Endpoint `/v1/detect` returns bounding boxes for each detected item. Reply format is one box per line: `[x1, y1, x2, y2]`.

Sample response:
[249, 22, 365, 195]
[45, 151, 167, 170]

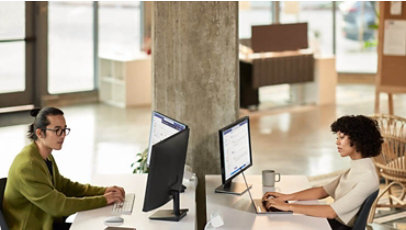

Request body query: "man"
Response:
[3, 107, 125, 230]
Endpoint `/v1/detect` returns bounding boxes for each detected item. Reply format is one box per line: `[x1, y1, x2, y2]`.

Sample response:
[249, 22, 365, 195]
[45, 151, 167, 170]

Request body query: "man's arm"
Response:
[18, 163, 107, 217]
[50, 155, 106, 196]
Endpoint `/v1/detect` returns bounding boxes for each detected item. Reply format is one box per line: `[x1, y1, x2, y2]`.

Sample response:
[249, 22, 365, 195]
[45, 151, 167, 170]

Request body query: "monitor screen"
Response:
[147, 111, 187, 166]
[219, 116, 252, 184]
[143, 128, 190, 221]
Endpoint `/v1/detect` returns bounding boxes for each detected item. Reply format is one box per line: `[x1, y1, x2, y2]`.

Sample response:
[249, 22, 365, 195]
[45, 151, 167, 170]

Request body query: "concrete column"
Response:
[152, 2, 238, 229]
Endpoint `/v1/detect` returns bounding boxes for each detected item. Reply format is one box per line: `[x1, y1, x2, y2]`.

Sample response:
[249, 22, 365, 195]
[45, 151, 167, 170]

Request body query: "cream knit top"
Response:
[323, 158, 379, 226]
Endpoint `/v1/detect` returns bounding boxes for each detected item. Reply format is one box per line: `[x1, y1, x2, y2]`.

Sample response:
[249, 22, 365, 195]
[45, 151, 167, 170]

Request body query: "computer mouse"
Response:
[104, 216, 124, 224]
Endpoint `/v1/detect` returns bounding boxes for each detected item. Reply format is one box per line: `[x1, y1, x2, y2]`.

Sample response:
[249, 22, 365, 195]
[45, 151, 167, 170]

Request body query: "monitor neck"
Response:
[170, 190, 181, 216]
[223, 180, 232, 189]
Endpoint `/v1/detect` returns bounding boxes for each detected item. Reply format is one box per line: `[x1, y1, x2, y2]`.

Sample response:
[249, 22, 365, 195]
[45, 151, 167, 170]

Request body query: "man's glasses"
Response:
[46, 127, 71, 136]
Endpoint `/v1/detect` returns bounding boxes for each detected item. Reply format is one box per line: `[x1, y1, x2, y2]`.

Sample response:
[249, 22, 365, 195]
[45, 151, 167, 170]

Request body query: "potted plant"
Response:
[131, 148, 149, 174]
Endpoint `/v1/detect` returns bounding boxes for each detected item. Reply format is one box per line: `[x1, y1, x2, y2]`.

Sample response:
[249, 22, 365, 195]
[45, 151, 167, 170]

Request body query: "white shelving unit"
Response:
[99, 54, 151, 107]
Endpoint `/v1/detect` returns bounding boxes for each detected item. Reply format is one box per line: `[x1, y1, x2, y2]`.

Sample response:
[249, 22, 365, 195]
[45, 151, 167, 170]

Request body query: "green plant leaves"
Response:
[131, 147, 149, 174]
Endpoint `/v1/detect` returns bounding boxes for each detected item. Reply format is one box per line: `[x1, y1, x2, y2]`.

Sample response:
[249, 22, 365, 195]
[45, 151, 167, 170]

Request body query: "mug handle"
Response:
[275, 173, 281, 182]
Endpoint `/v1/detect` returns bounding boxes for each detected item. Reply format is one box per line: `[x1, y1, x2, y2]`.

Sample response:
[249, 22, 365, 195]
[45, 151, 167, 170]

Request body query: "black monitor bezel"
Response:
[218, 116, 253, 185]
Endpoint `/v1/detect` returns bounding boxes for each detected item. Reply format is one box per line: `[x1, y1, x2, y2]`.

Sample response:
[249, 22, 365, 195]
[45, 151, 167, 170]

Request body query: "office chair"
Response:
[352, 190, 379, 230]
[0, 177, 9, 230]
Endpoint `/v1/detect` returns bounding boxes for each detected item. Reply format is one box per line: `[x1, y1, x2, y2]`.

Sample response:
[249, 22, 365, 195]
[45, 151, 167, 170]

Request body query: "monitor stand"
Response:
[149, 190, 188, 221]
[215, 180, 252, 195]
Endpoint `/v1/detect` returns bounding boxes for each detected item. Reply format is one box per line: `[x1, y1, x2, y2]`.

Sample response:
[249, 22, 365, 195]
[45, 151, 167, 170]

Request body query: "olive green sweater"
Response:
[2, 142, 107, 230]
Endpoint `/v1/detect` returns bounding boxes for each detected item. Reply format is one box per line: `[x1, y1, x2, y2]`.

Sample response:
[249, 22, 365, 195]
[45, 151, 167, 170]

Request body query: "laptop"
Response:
[242, 173, 292, 214]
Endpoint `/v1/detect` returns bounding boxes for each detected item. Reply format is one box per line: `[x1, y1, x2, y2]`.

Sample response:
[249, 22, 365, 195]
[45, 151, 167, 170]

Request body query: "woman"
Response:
[262, 115, 383, 230]
[3, 107, 125, 230]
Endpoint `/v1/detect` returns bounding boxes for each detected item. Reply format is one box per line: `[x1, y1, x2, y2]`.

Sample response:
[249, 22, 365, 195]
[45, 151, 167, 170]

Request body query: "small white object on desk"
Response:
[204, 212, 224, 230]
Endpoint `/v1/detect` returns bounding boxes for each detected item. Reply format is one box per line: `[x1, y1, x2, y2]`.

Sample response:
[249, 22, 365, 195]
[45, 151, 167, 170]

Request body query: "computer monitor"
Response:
[147, 111, 187, 166]
[142, 128, 190, 221]
[215, 116, 253, 195]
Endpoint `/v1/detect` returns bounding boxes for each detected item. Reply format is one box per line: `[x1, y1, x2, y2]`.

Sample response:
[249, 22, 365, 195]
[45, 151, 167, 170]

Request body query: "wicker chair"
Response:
[368, 114, 406, 222]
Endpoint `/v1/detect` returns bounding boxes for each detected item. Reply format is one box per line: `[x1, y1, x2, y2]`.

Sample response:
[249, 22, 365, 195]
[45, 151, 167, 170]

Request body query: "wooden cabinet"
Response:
[99, 54, 151, 107]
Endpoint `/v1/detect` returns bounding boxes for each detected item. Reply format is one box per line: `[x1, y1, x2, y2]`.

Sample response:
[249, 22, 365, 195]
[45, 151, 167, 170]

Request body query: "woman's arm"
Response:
[264, 199, 337, 219]
[292, 204, 337, 219]
[263, 186, 329, 201]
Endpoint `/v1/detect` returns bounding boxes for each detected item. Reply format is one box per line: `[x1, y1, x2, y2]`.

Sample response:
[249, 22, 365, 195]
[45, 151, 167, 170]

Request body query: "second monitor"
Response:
[215, 116, 253, 195]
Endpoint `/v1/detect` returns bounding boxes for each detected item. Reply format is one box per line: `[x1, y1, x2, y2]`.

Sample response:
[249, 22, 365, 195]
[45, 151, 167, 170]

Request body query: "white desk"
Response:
[70, 174, 196, 230]
[205, 175, 331, 230]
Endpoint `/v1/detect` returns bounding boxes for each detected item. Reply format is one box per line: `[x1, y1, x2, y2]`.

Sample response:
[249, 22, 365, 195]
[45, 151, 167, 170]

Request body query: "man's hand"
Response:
[105, 186, 125, 196]
[104, 191, 124, 204]
[104, 186, 125, 204]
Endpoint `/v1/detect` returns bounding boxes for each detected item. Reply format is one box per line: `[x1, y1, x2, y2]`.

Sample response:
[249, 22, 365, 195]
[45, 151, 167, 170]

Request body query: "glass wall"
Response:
[239, 1, 273, 39]
[240, 1, 378, 74]
[280, 1, 378, 73]
[239, 2, 291, 108]
[336, 1, 378, 73]
[280, 1, 333, 56]
[48, 2, 94, 94]
[99, 1, 141, 59]
[0, 2, 25, 93]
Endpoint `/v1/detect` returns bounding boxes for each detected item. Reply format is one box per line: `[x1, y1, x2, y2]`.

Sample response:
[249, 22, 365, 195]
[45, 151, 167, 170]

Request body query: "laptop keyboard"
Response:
[112, 193, 135, 215]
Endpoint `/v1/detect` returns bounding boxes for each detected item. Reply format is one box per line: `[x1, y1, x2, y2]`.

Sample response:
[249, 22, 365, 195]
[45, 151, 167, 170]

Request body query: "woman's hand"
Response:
[262, 192, 290, 202]
[264, 198, 291, 212]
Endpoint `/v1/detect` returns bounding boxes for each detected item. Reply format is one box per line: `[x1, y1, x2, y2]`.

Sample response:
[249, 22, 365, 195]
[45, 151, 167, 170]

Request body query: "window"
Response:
[336, 1, 378, 73]
[48, 2, 94, 94]
[280, 1, 334, 56]
[239, 1, 273, 39]
[0, 2, 25, 93]
[99, 1, 142, 59]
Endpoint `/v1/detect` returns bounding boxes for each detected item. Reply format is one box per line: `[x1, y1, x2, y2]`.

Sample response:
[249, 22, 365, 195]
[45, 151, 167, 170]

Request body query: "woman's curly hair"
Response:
[331, 115, 383, 158]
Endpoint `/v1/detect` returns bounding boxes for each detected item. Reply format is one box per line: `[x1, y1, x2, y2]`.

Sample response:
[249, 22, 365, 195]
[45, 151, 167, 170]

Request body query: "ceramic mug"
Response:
[262, 170, 281, 187]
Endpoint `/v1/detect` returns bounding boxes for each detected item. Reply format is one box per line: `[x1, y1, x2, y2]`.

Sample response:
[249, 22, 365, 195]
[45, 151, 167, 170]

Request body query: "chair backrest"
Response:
[352, 190, 379, 230]
[370, 114, 406, 139]
[370, 114, 406, 182]
[0, 177, 9, 230]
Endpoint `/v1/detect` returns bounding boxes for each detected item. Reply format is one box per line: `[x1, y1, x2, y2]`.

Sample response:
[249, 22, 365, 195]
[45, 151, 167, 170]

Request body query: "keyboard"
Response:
[112, 193, 135, 215]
